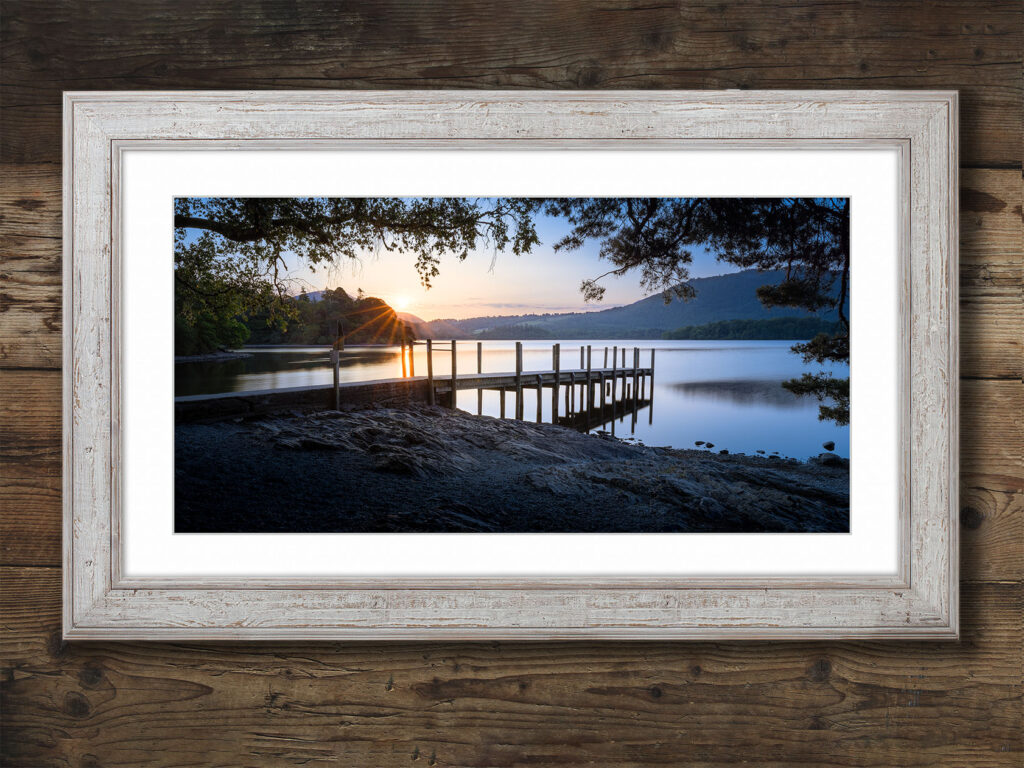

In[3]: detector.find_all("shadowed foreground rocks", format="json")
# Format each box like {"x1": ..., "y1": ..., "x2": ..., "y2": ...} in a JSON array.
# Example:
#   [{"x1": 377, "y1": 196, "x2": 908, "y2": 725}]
[{"x1": 175, "y1": 405, "x2": 849, "y2": 533}]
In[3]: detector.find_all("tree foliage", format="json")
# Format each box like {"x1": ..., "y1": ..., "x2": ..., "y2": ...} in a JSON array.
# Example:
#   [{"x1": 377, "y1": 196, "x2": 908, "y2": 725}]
[
  {"x1": 544, "y1": 198, "x2": 700, "y2": 303},
  {"x1": 175, "y1": 196, "x2": 542, "y2": 289},
  {"x1": 174, "y1": 232, "x2": 273, "y2": 355}
]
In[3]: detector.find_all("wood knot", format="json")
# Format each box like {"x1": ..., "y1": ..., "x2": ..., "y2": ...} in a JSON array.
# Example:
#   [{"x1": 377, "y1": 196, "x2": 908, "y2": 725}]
[
  {"x1": 649, "y1": 685, "x2": 663, "y2": 699},
  {"x1": 961, "y1": 506, "x2": 984, "y2": 530},
  {"x1": 64, "y1": 691, "x2": 91, "y2": 718},
  {"x1": 78, "y1": 666, "x2": 104, "y2": 688},
  {"x1": 808, "y1": 658, "x2": 832, "y2": 682}
]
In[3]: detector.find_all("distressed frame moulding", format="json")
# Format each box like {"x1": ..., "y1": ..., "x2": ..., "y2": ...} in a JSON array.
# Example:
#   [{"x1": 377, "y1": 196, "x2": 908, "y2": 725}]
[{"x1": 62, "y1": 91, "x2": 959, "y2": 640}]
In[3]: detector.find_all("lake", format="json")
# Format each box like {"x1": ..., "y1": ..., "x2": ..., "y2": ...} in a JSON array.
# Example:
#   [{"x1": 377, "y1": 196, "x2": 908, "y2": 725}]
[{"x1": 175, "y1": 340, "x2": 849, "y2": 459}]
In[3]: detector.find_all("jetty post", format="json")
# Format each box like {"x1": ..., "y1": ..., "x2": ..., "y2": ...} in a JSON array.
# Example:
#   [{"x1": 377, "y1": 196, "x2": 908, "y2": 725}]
[
  {"x1": 450, "y1": 340, "x2": 458, "y2": 410},
  {"x1": 633, "y1": 347, "x2": 640, "y2": 402},
  {"x1": 649, "y1": 348, "x2": 656, "y2": 425},
  {"x1": 585, "y1": 345, "x2": 593, "y2": 411},
  {"x1": 400, "y1": 340, "x2": 407, "y2": 377},
  {"x1": 579, "y1": 345, "x2": 584, "y2": 369},
  {"x1": 515, "y1": 341, "x2": 524, "y2": 419},
  {"x1": 500, "y1": 388, "x2": 506, "y2": 418},
  {"x1": 477, "y1": 342, "x2": 483, "y2": 414},
  {"x1": 535, "y1": 374, "x2": 543, "y2": 422},
  {"x1": 426, "y1": 340, "x2": 435, "y2": 406},
  {"x1": 408, "y1": 337, "x2": 415, "y2": 377},
  {"x1": 551, "y1": 343, "x2": 560, "y2": 421},
  {"x1": 611, "y1": 346, "x2": 618, "y2": 402},
  {"x1": 331, "y1": 348, "x2": 340, "y2": 410},
  {"x1": 569, "y1": 371, "x2": 576, "y2": 413}
]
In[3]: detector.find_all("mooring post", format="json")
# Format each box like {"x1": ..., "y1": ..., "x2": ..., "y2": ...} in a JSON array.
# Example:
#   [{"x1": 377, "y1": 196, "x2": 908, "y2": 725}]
[
  {"x1": 426, "y1": 339, "x2": 435, "y2": 406},
  {"x1": 551, "y1": 343, "x2": 560, "y2": 421},
  {"x1": 515, "y1": 341, "x2": 523, "y2": 419},
  {"x1": 408, "y1": 338, "x2": 415, "y2": 377},
  {"x1": 477, "y1": 341, "x2": 483, "y2": 415},
  {"x1": 564, "y1": 374, "x2": 570, "y2": 417},
  {"x1": 535, "y1": 374, "x2": 543, "y2": 422},
  {"x1": 579, "y1": 345, "x2": 584, "y2": 369},
  {"x1": 598, "y1": 372, "x2": 605, "y2": 418},
  {"x1": 569, "y1": 372, "x2": 576, "y2": 413},
  {"x1": 450, "y1": 340, "x2": 458, "y2": 410},
  {"x1": 500, "y1": 388, "x2": 506, "y2": 418},
  {"x1": 331, "y1": 348, "x2": 340, "y2": 410},
  {"x1": 400, "y1": 339, "x2": 408, "y2": 377}
]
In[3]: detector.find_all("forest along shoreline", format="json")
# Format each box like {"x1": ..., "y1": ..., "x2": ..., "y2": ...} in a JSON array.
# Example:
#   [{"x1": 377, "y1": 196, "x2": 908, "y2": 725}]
[{"x1": 174, "y1": 403, "x2": 849, "y2": 533}]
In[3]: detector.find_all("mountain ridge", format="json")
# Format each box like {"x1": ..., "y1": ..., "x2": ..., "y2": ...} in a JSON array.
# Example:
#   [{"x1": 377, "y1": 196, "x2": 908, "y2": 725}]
[{"x1": 406, "y1": 269, "x2": 843, "y2": 340}]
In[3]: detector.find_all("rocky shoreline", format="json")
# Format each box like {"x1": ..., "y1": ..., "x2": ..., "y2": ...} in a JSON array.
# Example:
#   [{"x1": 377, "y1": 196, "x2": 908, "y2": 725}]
[{"x1": 175, "y1": 404, "x2": 849, "y2": 533}]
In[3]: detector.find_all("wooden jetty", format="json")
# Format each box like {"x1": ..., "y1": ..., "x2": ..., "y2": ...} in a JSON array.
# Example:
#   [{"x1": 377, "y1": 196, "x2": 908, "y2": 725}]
[
  {"x1": 410, "y1": 341, "x2": 654, "y2": 424},
  {"x1": 177, "y1": 341, "x2": 656, "y2": 430}
]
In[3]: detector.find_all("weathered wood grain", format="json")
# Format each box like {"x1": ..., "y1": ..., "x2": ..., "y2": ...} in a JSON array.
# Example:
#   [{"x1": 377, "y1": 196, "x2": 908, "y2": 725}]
[
  {"x1": 0, "y1": 370, "x2": 60, "y2": 477},
  {"x1": 1, "y1": 567, "x2": 1020, "y2": 767},
  {"x1": 1, "y1": 0, "x2": 1021, "y2": 764},
  {"x1": 960, "y1": 169, "x2": 1023, "y2": 380},
  {"x1": 2, "y1": 1, "x2": 1021, "y2": 167}
]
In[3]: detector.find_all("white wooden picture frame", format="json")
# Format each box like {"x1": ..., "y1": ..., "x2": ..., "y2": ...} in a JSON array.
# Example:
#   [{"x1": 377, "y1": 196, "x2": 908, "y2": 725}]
[{"x1": 63, "y1": 90, "x2": 958, "y2": 639}]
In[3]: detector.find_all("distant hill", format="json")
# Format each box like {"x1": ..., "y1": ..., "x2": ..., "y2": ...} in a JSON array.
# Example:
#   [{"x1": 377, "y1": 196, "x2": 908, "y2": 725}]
[{"x1": 419, "y1": 269, "x2": 842, "y2": 340}]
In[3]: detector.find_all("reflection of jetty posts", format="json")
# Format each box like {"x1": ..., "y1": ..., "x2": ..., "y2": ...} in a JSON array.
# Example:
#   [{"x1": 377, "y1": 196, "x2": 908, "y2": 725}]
[{"x1": 412, "y1": 340, "x2": 655, "y2": 427}]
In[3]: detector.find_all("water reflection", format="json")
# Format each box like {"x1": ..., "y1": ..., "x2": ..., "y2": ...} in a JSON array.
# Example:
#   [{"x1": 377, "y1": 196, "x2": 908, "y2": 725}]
[
  {"x1": 668, "y1": 379, "x2": 808, "y2": 408},
  {"x1": 175, "y1": 340, "x2": 848, "y2": 459}
]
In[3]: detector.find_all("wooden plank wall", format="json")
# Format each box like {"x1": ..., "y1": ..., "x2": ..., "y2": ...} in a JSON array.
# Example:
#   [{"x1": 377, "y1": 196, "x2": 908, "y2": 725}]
[{"x1": 1, "y1": 2, "x2": 1021, "y2": 765}]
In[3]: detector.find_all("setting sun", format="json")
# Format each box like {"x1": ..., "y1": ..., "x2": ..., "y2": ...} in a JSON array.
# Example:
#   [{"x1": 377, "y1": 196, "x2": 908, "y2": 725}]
[{"x1": 392, "y1": 295, "x2": 411, "y2": 311}]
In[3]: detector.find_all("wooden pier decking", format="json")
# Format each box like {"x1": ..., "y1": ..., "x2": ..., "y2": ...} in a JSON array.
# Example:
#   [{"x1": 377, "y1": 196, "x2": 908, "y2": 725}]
[
  {"x1": 401, "y1": 340, "x2": 654, "y2": 422},
  {"x1": 176, "y1": 342, "x2": 656, "y2": 429}
]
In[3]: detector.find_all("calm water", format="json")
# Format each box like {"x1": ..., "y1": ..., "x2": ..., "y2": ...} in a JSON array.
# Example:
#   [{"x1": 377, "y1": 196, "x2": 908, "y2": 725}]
[{"x1": 176, "y1": 340, "x2": 849, "y2": 459}]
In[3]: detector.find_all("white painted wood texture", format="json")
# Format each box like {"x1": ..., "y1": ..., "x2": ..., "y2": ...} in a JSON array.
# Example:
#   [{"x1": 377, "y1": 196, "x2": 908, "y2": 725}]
[{"x1": 62, "y1": 91, "x2": 959, "y2": 639}]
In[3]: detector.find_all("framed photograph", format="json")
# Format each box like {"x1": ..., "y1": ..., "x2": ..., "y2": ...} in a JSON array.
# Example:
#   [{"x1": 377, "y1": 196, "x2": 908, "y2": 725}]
[{"x1": 63, "y1": 90, "x2": 958, "y2": 639}]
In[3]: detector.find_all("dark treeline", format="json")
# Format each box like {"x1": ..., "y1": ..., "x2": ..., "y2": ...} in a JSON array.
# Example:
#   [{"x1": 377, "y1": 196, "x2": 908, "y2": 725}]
[
  {"x1": 244, "y1": 288, "x2": 414, "y2": 346},
  {"x1": 663, "y1": 317, "x2": 841, "y2": 341},
  {"x1": 472, "y1": 323, "x2": 665, "y2": 340}
]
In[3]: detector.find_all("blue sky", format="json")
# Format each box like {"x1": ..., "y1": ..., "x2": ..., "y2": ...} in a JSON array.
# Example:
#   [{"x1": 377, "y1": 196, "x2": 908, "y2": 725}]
[
  {"x1": 281, "y1": 211, "x2": 736, "y2": 321},
  {"x1": 179, "y1": 201, "x2": 737, "y2": 321}
]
